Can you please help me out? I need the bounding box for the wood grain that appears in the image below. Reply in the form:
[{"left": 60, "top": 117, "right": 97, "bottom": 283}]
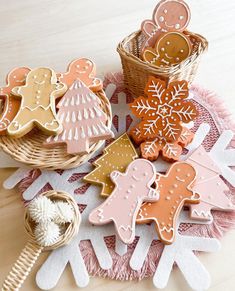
[{"left": 1, "top": 0, "right": 235, "bottom": 290}]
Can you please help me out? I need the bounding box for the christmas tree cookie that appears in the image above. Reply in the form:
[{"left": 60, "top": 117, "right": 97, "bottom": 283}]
[
  {"left": 83, "top": 133, "right": 139, "bottom": 197},
  {"left": 45, "top": 80, "right": 113, "bottom": 154}
]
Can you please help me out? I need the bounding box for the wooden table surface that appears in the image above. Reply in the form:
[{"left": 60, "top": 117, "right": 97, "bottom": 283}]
[{"left": 1, "top": 1, "right": 235, "bottom": 290}]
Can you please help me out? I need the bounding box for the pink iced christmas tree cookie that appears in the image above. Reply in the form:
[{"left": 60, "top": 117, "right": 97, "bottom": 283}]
[
  {"left": 141, "top": 0, "right": 191, "bottom": 49},
  {"left": 187, "top": 146, "right": 235, "bottom": 221},
  {"left": 45, "top": 80, "right": 114, "bottom": 154},
  {"left": 89, "top": 159, "right": 159, "bottom": 244}
]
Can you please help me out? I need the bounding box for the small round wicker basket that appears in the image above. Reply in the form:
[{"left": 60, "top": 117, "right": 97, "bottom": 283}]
[
  {"left": 117, "top": 30, "right": 208, "bottom": 97},
  {"left": 2, "top": 190, "right": 80, "bottom": 291},
  {"left": 25, "top": 190, "right": 80, "bottom": 250},
  {"left": 0, "top": 90, "right": 112, "bottom": 170}
]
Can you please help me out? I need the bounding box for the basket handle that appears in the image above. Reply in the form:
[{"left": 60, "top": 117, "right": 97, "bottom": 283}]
[{"left": 2, "top": 241, "right": 43, "bottom": 291}]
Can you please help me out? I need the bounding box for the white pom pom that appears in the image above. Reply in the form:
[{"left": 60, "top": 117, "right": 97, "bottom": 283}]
[
  {"left": 54, "top": 201, "right": 74, "bottom": 224},
  {"left": 34, "top": 221, "right": 61, "bottom": 247},
  {"left": 28, "top": 196, "right": 56, "bottom": 223}
]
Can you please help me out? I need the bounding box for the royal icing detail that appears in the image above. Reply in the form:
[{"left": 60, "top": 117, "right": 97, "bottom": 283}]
[
  {"left": 141, "top": 0, "right": 191, "bottom": 48},
  {"left": 143, "top": 32, "right": 191, "bottom": 67},
  {"left": 129, "top": 76, "right": 198, "bottom": 142},
  {"left": 89, "top": 159, "right": 159, "bottom": 244},
  {"left": 58, "top": 58, "right": 103, "bottom": 92},
  {"left": 0, "top": 67, "right": 30, "bottom": 135},
  {"left": 7, "top": 68, "right": 67, "bottom": 138},
  {"left": 45, "top": 80, "right": 113, "bottom": 154},
  {"left": 130, "top": 126, "right": 194, "bottom": 162},
  {"left": 187, "top": 146, "right": 235, "bottom": 220},
  {"left": 84, "top": 133, "right": 138, "bottom": 197},
  {"left": 136, "top": 162, "right": 200, "bottom": 244}
]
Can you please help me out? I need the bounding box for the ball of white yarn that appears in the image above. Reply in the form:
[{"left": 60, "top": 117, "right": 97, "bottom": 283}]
[
  {"left": 54, "top": 201, "right": 74, "bottom": 224},
  {"left": 28, "top": 196, "right": 56, "bottom": 223},
  {"left": 34, "top": 221, "right": 61, "bottom": 247}
]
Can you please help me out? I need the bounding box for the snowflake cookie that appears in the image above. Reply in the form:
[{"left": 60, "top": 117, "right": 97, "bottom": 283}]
[
  {"left": 129, "top": 77, "right": 198, "bottom": 142},
  {"left": 130, "top": 125, "right": 194, "bottom": 162}
]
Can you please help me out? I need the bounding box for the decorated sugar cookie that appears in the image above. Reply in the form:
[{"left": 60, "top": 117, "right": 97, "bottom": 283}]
[
  {"left": 141, "top": 0, "right": 191, "bottom": 48},
  {"left": 143, "top": 32, "right": 191, "bottom": 67},
  {"left": 130, "top": 126, "right": 194, "bottom": 161},
  {"left": 84, "top": 133, "right": 138, "bottom": 197},
  {"left": 0, "top": 67, "right": 30, "bottom": 135},
  {"left": 89, "top": 159, "right": 159, "bottom": 244},
  {"left": 136, "top": 162, "right": 200, "bottom": 244},
  {"left": 187, "top": 146, "right": 235, "bottom": 221},
  {"left": 7, "top": 68, "right": 67, "bottom": 138},
  {"left": 130, "top": 76, "right": 198, "bottom": 142},
  {"left": 58, "top": 58, "right": 103, "bottom": 92},
  {"left": 45, "top": 80, "right": 113, "bottom": 154}
]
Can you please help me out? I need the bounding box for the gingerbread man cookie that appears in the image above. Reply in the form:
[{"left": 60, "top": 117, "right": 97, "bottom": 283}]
[
  {"left": 89, "top": 159, "right": 159, "bottom": 244},
  {"left": 58, "top": 58, "right": 102, "bottom": 92},
  {"left": 143, "top": 32, "right": 191, "bottom": 67},
  {"left": 141, "top": 0, "right": 191, "bottom": 48},
  {"left": 7, "top": 68, "right": 67, "bottom": 138},
  {"left": 136, "top": 162, "right": 200, "bottom": 244},
  {"left": 0, "top": 67, "right": 30, "bottom": 135},
  {"left": 130, "top": 76, "right": 198, "bottom": 142}
]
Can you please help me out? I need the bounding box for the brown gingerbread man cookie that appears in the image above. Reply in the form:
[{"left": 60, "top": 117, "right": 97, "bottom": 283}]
[
  {"left": 136, "top": 162, "right": 200, "bottom": 244},
  {"left": 7, "top": 68, "right": 67, "bottom": 138},
  {"left": 143, "top": 32, "right": 191, "bottom": 67},
  {"left": 57, "top": 58, "right": 102, "bottom": 92},
  {"left": 0, "top": 67, "right": 30, "bottom": 135}
]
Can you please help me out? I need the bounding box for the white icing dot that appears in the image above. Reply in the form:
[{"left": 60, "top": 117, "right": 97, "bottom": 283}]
[
  {"left": 176, "top": 168, "right": 180, "bottom": 172},
  {"left": 161, "top": 47, "right": 165, "bottom": 52},
  {"left": 159, "top": 16, "right": 164, "bottom": 22},
  {"left": 175, "top": 23, "right": 180, "bottom": 29},
  {"left": 180, "top": 49, "right": 184, "bottom": 53},
  {"left": 164, "top": 9, "right": 168, "bottom": 14},
  {"left": 166, "top": 41, "right": 170, "bottom": 45},
  {"left": 179, "top": 16, "right": 184, "bottom": 20},
  {"left": 173, "top": 184, "right": 178, "bottom": 188}
]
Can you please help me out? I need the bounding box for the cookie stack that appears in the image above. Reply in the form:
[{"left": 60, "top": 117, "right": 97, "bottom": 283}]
[
  {"left": 0, "top": 58, "right": 113, "bottom": 169},
  {"left": 117, "top": 0, "right": 208, "bottom": 97}
]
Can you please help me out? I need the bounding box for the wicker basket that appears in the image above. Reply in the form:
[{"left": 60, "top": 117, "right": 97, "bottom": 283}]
[
  {"left": 25, "top": 190, "right": 80, "bottom": 250},
  {"left": 2, "top": 190, "right": 80, "bottom": 291},
  {"left": 0, "top": 90, "right": 112, "bottom": 170},
  {"left": 117, "top": 30, "right": 208, "bottom": 97}
]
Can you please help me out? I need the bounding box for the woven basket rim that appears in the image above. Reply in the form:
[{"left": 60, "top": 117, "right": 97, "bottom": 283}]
[
  {"left": 0, "top": 89, "right": 112, "bottom": 170},
  {"left": 24, "top": 190, "right": 80, "bottom": 250},
  {"left": 117, "top": 29, "right": 209, "bottom": 74}
]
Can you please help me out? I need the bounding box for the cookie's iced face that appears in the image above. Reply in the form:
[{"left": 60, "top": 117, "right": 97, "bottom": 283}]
[
  {"left": 8, "top": 67, "right": 30, "bottom": 87},
  {"left": 171, "top": 163, "right": 197, "bottom": 185},
  {"left": 71, "top": 58, "right": 93, "bottom": 75},
  {"left": 130, "top": 160, "right": 154, "bottom": 183},
  {"left": 27, "top": 68, "right": 53, "bottom": 86},
  {"left": 156, "top": 32, "right": 191, "bottom": 65},
  {"left": 154, "top": 0, "right": 190, "bottom": 31}
]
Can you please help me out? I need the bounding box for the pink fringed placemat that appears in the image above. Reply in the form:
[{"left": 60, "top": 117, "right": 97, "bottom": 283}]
[{"left": 17, "top": 72, "right": 235, "bottom": 281}]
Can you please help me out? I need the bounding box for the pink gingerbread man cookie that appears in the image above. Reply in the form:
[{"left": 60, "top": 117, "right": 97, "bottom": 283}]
[
  {"left": 89, "top": 159, "right": 159, "bottom": 244},
  {"left": 141, "top": 0, "right": 191, "bottom": 49},
  {"left": 57, "top": 58, "right": 103, "bottom": 92}
]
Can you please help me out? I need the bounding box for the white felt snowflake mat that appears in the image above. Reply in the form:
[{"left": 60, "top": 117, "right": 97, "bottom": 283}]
[{"left": 130, "top": 212, "right": 221, "bottom": 290}]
